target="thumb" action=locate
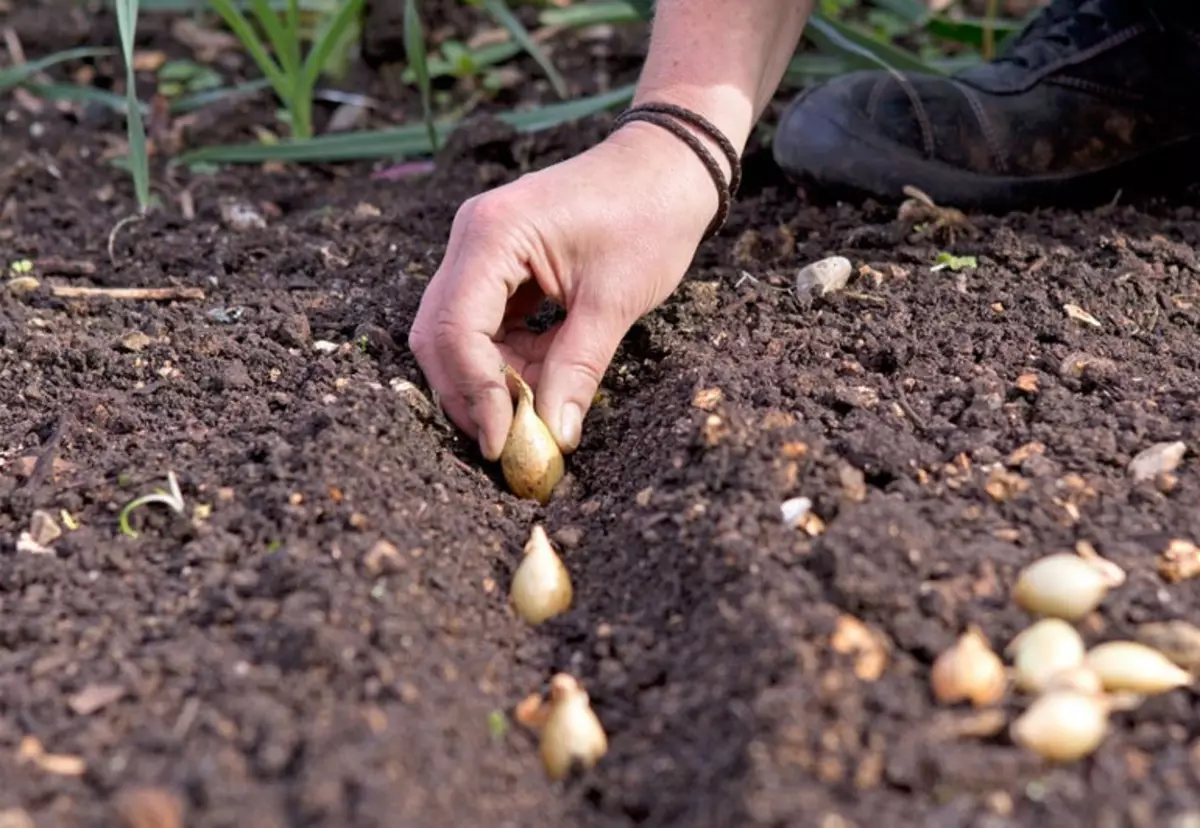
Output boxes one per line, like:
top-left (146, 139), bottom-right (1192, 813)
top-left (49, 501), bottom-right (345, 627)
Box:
top-left (535, 302), bottom-right (626, 453)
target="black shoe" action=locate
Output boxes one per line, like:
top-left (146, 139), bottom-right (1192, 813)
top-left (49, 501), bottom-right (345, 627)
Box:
top-left (772, 0), bottom-right (1200, 210)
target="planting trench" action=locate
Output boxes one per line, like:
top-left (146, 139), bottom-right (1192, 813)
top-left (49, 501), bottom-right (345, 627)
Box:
top-left (7, 12), bottom-right (1200, 828)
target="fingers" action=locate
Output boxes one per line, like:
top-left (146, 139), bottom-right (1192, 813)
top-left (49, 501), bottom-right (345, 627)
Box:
top-left (533, 299), bottom-right (626, 453)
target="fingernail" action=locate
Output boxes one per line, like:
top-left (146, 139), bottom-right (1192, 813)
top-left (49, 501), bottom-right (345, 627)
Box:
top-left (558, 402), bottom-right (582, 451)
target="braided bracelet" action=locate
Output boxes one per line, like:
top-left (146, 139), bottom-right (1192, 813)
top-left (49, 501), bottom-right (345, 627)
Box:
top-left (610, 103), bottom-right (742, 241)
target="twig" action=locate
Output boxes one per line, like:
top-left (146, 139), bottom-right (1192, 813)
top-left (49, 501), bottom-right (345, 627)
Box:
top-left (50, 285), bottom-right (205, 301)
top-left (895, 385), bottom-right (928, 435)
top-left (34, 257), bottom-right (97, 276)
top-left (20, 411), bottom-right (70, 492)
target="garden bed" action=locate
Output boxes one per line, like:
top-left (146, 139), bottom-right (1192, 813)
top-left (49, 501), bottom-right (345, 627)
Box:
top-left (5, 3), bottom-right (1200, 827)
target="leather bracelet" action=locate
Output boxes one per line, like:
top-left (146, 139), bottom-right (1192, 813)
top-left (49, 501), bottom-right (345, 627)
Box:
top-left (610, 103), bottom-right (740, 241)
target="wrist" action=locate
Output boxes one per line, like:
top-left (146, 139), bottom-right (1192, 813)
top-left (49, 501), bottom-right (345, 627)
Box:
top-left (603, 118), bottom-right (729, 241)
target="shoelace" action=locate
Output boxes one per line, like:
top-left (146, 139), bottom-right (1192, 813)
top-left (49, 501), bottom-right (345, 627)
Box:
top-left (994, 0), bottom-right (1114, 70)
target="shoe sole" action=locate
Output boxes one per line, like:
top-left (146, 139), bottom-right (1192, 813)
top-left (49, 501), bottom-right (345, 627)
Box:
top-left (771, 87), bottom-right (1200, 212)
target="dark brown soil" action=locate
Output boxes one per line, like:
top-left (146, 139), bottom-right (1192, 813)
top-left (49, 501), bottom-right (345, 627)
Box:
top-left (7, 5), bottom-right (1200, 828)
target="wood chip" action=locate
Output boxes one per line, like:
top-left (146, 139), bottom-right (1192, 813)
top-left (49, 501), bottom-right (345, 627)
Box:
top-left (17, 736), bottom-right (86, 776)
top-left (1013, 372), bottom-right (1039, 393)
top-left (68, 683), bottom-right (126, 716)
top-left (1063, 303), bottom-right (1102, 327)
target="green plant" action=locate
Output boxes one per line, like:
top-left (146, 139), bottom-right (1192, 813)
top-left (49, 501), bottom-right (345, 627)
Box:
top-left (114, 0), bottom-right (152, 210)
top-left (118, 471), bottom-right (186, 538)
top-left (206, 0), bottom-right (366, 139)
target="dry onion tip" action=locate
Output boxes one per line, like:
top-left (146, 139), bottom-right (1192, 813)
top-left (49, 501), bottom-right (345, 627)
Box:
top-left (539, 673), bottom-right (608, 781)
top-left (499, 364), bottom-right (565, 504)
top-left (1009, 689), bottom-right (1109, 763)
top-left (1008, 618), bottom-right (1086, 694)
top-left (510, 525), bottom-right (573, 625)
top-left (1084, 640), bottom-right (1194, 696)
top-left (1012, 552), bottom-right (1116, 620)
top-left (930, 625), bottom-right (1007, 707)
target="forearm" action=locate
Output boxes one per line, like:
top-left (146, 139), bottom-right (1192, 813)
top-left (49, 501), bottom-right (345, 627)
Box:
top-left (632, 0), bottom-right (813, 156)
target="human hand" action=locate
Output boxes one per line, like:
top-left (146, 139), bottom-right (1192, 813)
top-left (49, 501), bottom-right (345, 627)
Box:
top-left (408, 120), bottom-right (726, 461)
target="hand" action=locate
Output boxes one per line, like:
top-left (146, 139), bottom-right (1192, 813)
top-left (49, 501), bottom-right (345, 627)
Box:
top-left (408, 120), bottom-right (724, 461)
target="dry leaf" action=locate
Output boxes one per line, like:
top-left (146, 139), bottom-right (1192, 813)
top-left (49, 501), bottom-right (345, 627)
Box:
top-left (830, 615), bottom-right (890, 681)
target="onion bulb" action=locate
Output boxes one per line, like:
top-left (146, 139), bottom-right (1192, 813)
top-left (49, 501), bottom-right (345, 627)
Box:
top-left (1012, 552), bottom-right (1116, 620)
top-left (1009, 689), bottom-right (1109, 763)
top-left (1084, 640), bottom-right (1193, 695)
top-left (539, 673), bottom-right (608, 781)
top-left (499, 364), bottom-right (564, 504)
top-left (510, 525), bottom-right (572, 625)
top-left (930, 625), bottom-right (1007, 707)
top-left (1008, 618), bottom-right (1086, 694)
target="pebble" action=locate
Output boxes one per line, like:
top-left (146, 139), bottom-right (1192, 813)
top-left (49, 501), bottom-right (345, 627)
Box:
top-left (795, 256), bottom-right (852, 295)
top-left (218, 198), bottom-right (267, 231)
top-left (29, 509), bottom-right (61, 546)
top-left (780, 497), bottom-right (813, 528)
top-left (313, 340), bottom-right (339, 355)
top-left (1129, 441), bottom-right (1187, 482)
top-left (119, 331), bottom-right (152, 352)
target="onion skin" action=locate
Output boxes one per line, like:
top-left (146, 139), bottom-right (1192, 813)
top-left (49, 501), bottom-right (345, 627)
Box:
top-left (499, 364), bottom-right (565, 504)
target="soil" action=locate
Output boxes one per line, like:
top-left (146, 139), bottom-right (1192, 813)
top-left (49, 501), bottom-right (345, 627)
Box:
top-left (6, 4), bottom-right (1200, 828)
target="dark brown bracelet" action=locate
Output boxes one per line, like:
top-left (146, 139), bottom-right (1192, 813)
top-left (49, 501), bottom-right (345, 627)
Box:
top-left (610, 104), bottom-right (740, 241)
top-left (618, 101), bottom-right (742, 195)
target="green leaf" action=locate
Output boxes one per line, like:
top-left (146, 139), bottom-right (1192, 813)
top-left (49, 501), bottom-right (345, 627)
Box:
top-left (301, 0), bottom-right (366, 88)
top-left (114, 0), bottom-right (152, 211)
top-left (479, 0), bottom-right (569, 99)
top-left (804, 10), bottom-right (941, 75)
top-left (0, 47), bottom-right (113, 93)
top-left (208, 0), bottom-right (290, 100)
top-left (247, 0), bottom-right (302, 82)
top-left (926, 15), bottom-right (1024, 49)
top-left (403, 0), bottom-right (439, 153)
top-left (177, 83), bottom-right (636, 164)
top-left (933, 252), bottom-right (978, 271)
top-left (538, 0), bottom-right (641, 27)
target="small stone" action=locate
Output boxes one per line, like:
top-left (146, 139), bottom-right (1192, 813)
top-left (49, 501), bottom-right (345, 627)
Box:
top-left (1129, 440), bottom-right (1186, 482)
top-left (313, 340), bottom-right (339, 355)
top-left (781, 497), bottom-right (812, 528)
top-left (29, 509), bottom-right (61, 546)
top-left (795, 256), bottom-right (852, 295)
top-left (119, 331), bottom-right (152, 352)
top-left (219, 198), bottom-right (267, 231)
top-left (16, 531), bottom-right (52, 555)
top-left (1058, 351), bottom-right (1118, 380)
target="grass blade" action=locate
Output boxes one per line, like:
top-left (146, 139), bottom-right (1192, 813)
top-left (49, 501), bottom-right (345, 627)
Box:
top-left (478, 0), bottom-right (569, 99)
top-left (538, 0), bottom-right (641, 27)
top-left (403, 0), bottom-right (438, 152)
top-left (177, 83), bottom-right (636, 164)
top-left (301, 0), bottom-right (366, 88)
top-left (0, 47), bottom-right (114, 92)
top-left (208, 0), bottom-right (290, 97)
top-left (247, 0), bottom-right (302, 83)
top-left (114, 0), bottom-right (152, 210)
top-left (804, 11), bottom-right (941, 75)
top-left (927, 15), bottom-right (1023, 50)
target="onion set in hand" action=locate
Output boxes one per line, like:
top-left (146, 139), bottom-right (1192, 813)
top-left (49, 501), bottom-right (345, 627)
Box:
top-left (499, 364), bottom-right (564, 504)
